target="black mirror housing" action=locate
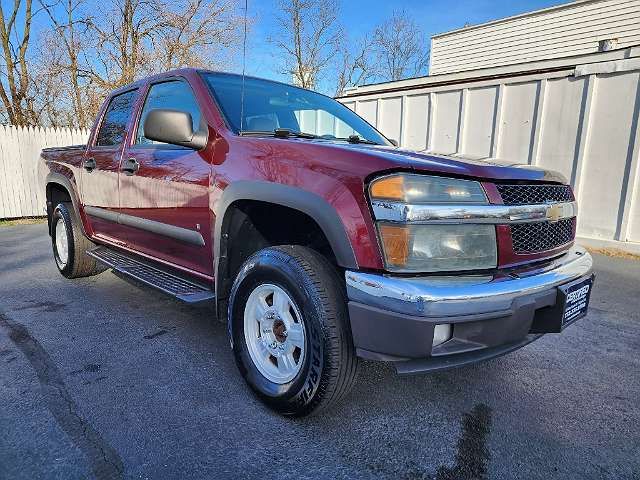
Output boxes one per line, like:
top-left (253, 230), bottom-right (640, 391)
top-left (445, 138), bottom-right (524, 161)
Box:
top-left (143, 109), bottom-right (208, 150)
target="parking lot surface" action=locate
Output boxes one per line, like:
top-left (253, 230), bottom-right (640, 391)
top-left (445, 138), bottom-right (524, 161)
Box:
top-left (1, 224), bottom-right (639, 480)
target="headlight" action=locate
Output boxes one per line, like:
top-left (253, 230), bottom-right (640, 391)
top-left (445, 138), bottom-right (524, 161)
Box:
top-left (370, 174), bottom-right (496, 273)
top-left (377, 223), bottom-right (497, 272)
top-left (370, 174), bottom-right (488, 204)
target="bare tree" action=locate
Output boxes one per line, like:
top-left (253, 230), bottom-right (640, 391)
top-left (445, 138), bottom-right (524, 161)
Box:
top-left (0, 0), bottom-right (38, 126)
top-left (335, 36), bottom-right (375, 97)
top-left (38, 0), bottom-right (93, 126)
top-left (272, 0), bottom-right (342, 90)
top-left (156, 0), bottom-right (243, 71)
top-left (88, 0), bottom-right (243, 88)
top-left (87, 0), bottom-right (163, 89)
top-left (31, 0), bottom-right (244, 127)
top-left (373, 10), bottom-right (429, 82)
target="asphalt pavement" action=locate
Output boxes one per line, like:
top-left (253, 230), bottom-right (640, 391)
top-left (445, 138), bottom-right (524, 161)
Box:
top-left (0, 224), bottom-right (638, 480)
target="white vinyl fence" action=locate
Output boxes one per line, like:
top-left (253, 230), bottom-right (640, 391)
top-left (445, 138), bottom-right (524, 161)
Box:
top-left (0, 125), bottom-right (89, 219)
top-left (339, 45), bottom-right (640, 253)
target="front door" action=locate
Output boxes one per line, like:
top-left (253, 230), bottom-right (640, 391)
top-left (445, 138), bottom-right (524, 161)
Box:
top-left (119, 79), bottom-right (213, 276)
top-left (81, 88), bottom-right (138, 244)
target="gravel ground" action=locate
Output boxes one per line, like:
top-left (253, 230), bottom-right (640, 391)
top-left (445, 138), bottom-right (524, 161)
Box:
top-left (1, 224), bottom-right (638, 480)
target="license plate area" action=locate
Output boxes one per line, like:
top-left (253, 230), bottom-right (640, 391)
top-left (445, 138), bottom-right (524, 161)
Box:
top-left (529, 274), bottom-right (594, 334)
top-left (559, 275), bottom-right (594, 328)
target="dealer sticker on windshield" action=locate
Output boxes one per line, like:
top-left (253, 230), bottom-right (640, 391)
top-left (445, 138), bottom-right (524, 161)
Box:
top-left (560, 275), bottom-right (594, 327)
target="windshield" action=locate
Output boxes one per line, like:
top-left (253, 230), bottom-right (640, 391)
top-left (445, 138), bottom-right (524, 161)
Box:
top-left (202, 73), bottom-right (388, 145)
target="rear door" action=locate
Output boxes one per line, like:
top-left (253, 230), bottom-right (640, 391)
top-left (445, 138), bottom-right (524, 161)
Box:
top-left (119, 78), bottom-right (213, 276)
top-left (81, 89), bottom-right (138, 244)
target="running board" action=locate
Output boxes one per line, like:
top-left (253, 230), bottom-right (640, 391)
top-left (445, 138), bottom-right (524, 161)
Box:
top-left (87, 246), bottom-right (215, 304)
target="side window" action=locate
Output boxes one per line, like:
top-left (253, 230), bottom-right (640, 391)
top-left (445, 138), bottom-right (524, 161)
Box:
top-left (95, 90), bottom-right (138, 147)
top-left (136, 80), bottom-right (202, 145)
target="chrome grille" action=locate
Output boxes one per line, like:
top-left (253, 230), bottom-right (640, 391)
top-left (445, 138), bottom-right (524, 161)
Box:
top-left (510, 218), bottom-right (575, 253)
top-left (496, 184), bottom-right (574, 205)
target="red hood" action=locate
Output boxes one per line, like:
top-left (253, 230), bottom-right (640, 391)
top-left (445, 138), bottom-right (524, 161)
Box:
top-left (331, 142), bottom-right (567, 183)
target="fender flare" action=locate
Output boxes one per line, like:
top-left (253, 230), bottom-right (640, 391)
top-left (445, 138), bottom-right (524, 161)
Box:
top-left (214, 180), bottom-right (358, 282)
top-left (45, 172), bottom-right (86, 236)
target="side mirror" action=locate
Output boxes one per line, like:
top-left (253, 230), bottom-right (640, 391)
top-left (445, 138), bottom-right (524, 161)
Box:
top-left (143, 109), bottom-right (208, 150)
top-left (389, 139), bottom-right (399, 147)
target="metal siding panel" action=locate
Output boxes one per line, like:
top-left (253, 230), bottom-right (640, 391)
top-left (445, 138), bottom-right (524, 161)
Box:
top-left (298, 109), bottom-right (317, 135)
top-left (628, 169), bottom-right (640, 241)
top-left (357, 100), bottom-right (378, 127)
top-left (537, 77), bottom-right (587, 181)
top-left (461, 86), bottom-right (498, 158)
top-left (498, 82), bottom-right (539, 162)
top-left (317, 110), bottom-right (335, 136)
top-left (378, 97), bottom-right (403, 144)
top-left (335, 118), bottom-right (355, 138)
top-left (432, 90), bottom-right (462, 154)
top-left (404, 95), bottom-right (430, 151)
top-left (578, 71), bottom-right (640, 239)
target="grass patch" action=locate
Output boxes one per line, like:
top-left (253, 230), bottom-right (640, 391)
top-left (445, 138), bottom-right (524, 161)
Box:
top-left (0, 217), bottom-right (47, 227)
top-left (586, 247), bottom-right (640, 261)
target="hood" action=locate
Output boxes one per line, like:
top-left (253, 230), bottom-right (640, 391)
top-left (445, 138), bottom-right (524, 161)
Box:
top-left (311, 141), bottom-right (568, 183)
top-left (234, 136), bottom-right (569, 185)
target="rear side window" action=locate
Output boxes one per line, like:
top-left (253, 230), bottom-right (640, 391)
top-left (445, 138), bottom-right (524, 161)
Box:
top-left (136, 80), bottom-right (202, 145)
top-left (95, 89), bottom-right (138, 147)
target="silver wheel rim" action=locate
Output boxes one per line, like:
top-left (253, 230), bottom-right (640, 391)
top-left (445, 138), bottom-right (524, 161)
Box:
top-left (54, 217), bottom-right (69, 267)
top-left (243, 284), bottom-right (306, 384)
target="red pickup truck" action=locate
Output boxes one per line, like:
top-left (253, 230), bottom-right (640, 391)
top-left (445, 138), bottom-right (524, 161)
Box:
top-left (40, 68), bottom-right (594, 416)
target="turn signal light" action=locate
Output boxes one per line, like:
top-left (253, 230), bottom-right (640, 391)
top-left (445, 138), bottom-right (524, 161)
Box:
top-left (378, 224), bottom-right (410, 267)
top-left (370, 175), bottom-right (405, 201)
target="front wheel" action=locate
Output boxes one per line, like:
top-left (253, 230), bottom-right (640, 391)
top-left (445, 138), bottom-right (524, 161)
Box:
top-left (228, 245), bottom-right (358, 416)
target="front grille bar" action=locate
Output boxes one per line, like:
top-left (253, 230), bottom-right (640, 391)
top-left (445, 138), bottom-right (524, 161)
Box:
top-left (370, 200), bottom-right (577, 224)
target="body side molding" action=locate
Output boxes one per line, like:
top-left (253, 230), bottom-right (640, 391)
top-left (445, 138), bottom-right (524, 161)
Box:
top-left (85, 206), bottom-right (205, 247)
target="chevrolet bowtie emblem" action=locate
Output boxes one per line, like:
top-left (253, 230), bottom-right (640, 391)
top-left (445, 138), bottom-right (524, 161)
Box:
top-left (547, 203), bottom-right (563, 222)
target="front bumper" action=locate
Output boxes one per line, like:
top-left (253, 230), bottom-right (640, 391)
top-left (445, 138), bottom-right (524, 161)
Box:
top-left (345, 246), bottom-right (593, 374)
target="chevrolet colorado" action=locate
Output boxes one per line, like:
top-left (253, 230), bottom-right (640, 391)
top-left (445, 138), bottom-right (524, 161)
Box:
top-left (40, 68), bottom-right (594, 416)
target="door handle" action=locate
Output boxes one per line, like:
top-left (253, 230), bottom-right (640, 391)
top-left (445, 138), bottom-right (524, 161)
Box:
top-left (83, 157), bottom-right (97, 172)
top-left (122, 158), bottom-right (140, 176)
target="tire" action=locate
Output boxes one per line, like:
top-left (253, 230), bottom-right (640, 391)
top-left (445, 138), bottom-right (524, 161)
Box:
top-left (228, 245), bottom-right (359, 417)
top-left (51, 202), bottom-right (106, 279)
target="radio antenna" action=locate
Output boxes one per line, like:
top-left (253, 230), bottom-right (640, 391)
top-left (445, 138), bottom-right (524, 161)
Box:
top-left (239, 0), bottom-right (248, 133)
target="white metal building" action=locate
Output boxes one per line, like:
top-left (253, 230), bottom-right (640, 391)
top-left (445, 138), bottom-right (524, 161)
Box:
top-left (337, 0), bottom-right (640, 254)
top-left (430, 0), bottom-right (640, 75)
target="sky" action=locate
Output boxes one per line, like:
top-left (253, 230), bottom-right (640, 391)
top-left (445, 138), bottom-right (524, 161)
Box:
top-left (243, 0), bottom-right (570, 85)
top-left (6, 0), bottom-right (570, 90)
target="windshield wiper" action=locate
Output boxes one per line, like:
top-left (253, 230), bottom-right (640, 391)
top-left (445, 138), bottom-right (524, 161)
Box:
top-left (239, 128), bottom-right (319, 139)
top-left (336, 134), bottom-right (380, 145)
top-left (274, 128), bottom-right (319, 139)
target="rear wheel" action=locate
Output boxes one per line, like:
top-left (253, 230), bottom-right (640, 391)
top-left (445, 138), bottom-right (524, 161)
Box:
top-left (229, 245), bottom-right (358, 417)
top-left (51, 202), bottom-right (106, 278)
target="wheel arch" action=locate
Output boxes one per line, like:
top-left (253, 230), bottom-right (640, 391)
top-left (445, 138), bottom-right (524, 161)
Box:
top-left (45, 173), bottom-right (84, 236)
top-left (214, 180), bottom-right (357, 319)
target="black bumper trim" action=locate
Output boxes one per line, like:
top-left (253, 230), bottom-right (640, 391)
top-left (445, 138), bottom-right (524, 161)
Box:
top-left (393, 334), bottom-right (543, 375)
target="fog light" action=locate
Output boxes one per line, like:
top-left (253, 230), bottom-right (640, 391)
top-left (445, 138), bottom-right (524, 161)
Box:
top-left (432, 324), bottom-right (452, 347)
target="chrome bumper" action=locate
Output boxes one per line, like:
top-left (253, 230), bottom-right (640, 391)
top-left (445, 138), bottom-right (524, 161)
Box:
top-left (346, 246), bottom-right (593, 318)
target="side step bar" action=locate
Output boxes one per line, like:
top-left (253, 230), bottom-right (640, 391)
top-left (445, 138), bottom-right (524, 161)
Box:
top-left (87, 246), bottom-right (215, 304)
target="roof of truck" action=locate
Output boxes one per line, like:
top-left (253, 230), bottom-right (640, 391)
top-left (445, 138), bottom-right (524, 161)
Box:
top-left (109, 68), bottom-right (303, 96)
